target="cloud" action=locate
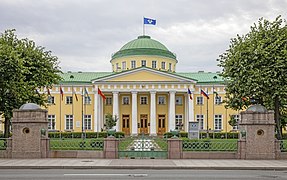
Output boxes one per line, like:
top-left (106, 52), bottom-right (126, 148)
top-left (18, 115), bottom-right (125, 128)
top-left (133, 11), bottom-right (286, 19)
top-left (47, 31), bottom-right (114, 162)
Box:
top-left (0, 0), bottom-right (286, 72)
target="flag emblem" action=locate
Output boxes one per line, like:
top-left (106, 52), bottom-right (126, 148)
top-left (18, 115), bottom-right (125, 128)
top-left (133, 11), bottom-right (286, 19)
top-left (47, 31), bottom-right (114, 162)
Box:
top-left (98, 88), bottom-right (106, 100)
top-left (144, 17), bottom-right (156, 25)
top-left (60, 86), bottom-right (64, 101)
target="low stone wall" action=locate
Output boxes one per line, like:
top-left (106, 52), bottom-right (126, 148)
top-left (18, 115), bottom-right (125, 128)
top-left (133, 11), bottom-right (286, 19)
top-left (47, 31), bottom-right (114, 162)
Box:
top-left (276, 152), bottom-right (287, 160)
top-left (183, 152), bottom-right (237, 159)
top-left (49, 150), bottom-right (104, 158)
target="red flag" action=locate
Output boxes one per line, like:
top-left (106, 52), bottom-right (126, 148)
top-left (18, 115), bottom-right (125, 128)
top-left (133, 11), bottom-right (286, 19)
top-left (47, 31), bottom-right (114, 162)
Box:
top-left (47, 88), bottom-right (51, 96)
top-left (201, 89), bottom-right (209, 99)
top-left (60, 86), bottom-right (64, 101)
top-left (98, 88), bottom-right (106, 100)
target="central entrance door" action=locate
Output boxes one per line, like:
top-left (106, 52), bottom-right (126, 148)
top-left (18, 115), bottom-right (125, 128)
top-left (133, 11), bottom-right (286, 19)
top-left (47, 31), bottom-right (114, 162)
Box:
top-left (157, 114), bottom-right (166, 135)
top-left (122, 114), bottom-right (130, 135)
top-left (139, 114), bottom-right (148, 134)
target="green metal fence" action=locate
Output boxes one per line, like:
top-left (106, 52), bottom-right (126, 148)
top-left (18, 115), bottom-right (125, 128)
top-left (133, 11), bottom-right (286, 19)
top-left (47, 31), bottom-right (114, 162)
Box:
top-left (182, 140), bottom-right (237, 152)
top-left (280, 140), bottom-right (287, 152)
top-left (118, 136), bottom-right (168, 159)
top-left (50, 138), bottom-right (104, 151)
top-left (0, 138), bottom-right (7, 150)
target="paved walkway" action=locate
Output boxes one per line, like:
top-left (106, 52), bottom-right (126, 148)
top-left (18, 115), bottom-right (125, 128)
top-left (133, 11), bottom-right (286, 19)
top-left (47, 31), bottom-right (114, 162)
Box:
top-left (0, 159), bottom-right (287, 170)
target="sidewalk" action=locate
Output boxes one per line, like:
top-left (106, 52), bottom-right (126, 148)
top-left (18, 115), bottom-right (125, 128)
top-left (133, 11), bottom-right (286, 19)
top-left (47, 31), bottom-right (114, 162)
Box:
top-left (0, 159), bottom-right (287, 170)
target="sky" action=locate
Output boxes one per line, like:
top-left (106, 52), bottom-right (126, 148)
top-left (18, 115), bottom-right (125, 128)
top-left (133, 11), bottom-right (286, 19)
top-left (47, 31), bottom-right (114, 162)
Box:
top-left (1, 0), bottom-right (286, 73)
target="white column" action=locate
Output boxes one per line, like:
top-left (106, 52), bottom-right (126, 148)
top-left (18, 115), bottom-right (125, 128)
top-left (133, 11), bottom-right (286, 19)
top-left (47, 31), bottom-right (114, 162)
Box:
top-left (99, 96), bottom-right (103, 131)
top-left (131, 91), bottom-right (138, 135)
top-left (112, 91), bottom-right (119, 131)
top-left (94, 88), bottom-right (99, 132)
top-left (150, 91), bottom-right (157, 135)
top-left (168, 90), bottom-right (176, 131)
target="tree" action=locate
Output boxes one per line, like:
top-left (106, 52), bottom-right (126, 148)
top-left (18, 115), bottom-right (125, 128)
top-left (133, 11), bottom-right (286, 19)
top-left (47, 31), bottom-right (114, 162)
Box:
top-left (0, 29), bottom-right (62, 138)
top-left (104, 113), bottom-right (118, 130)
top-left (218, 16), bottom-right (287, 139)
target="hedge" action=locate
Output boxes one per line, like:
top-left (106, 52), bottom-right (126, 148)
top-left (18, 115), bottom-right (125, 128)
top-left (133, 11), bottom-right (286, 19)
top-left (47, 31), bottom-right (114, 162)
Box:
top-left (48, 131), bottom-right (125, 139)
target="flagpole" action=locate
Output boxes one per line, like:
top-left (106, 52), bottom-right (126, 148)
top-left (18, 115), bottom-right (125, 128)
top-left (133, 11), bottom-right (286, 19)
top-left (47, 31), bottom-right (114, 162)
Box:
top-left (81, 87), bottom-right (84, 139)
top-left (143, 17), bottom-right (145, 35)
top-left (206, 89), bottom-right (209, 138)
top-left (212, 84), bottom-right (215, 139)
top-left (59, 86), bottom-right (62, 139)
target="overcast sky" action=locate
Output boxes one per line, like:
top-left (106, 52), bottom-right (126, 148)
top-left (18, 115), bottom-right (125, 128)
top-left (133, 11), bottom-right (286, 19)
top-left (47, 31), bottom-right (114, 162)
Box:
top-left (1, 0), bottom-right (286, 73)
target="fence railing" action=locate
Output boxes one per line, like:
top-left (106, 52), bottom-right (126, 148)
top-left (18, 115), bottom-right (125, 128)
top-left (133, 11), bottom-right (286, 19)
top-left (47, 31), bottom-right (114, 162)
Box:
top-left (182, 140), bottom-right (237, 152)
top-left (280, 140), bottom-right (287, 152)
top-left (0, 138), bottom-right (8, 150)
top-left (50, 138), bottom-right (104, 151)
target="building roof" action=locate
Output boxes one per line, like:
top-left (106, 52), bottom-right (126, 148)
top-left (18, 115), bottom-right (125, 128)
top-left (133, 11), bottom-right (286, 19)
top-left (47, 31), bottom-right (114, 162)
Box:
top-left (59, 70), bottom-right (224, 85)
top-left (111, 35), bottom-right (177, 60)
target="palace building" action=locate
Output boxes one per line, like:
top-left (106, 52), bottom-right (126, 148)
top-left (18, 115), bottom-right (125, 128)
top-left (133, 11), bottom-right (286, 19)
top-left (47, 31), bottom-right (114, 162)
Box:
top-left (45, 35), bottom-right (239, 135)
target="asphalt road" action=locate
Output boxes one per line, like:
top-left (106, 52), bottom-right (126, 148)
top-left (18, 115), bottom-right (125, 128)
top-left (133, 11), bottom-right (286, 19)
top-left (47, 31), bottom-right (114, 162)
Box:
top-left (0, 169), bottom-right (287, 180)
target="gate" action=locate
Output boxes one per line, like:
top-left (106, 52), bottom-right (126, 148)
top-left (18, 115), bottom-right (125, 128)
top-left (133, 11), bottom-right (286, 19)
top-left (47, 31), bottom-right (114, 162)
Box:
top-left (118, 133), bottom-right (167, 159)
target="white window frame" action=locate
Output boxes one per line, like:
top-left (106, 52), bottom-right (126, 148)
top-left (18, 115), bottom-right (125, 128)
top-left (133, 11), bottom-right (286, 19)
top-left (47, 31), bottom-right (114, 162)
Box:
top-left (152, 60), bottom-right (157, 68)
top-left (48, 96), bottom-right (55, 104)
top-left (48, 115), bottom-right (56, 130)
top-left (84, 114), bottom-right (92, 130)
top-left (175, 96), bottom-right (182, 105)
top-left (196, 96), bottom-right (203, 105)
top-left (158, 96), bottom-right (165, 105)
top-left (161, 62), bottom-right (166, 69)
top-left (215, 96), bottom-right (222, 105)
top-left (131, 60), bottom-right (136, 68)
top-left (140, 96), bottom-right (148, 105)
top-left (214, 114), bottom-right (223, 130)
top-left (141, 60), bottom-right (146, 67)
top-left (196, 114), bottom-right (204, 130)
top-left (65, 114), bottom-right (73, 130)
top-left (66, 96), bottom-right (73, 104)
top-left (231, 114), bottom-right (240, 130)
top-left (122, 96), bottom-right (130, 105)
top-left (84, 96), bottom-right (91, 104)
top-left (122, 61), bottom-right (126, 70)
top-left (169, 63), bottom-right (172, 71)
top-left (105, 97), bottom-right (112, 105)
top-left (175, 114), bottom-right (183, 131)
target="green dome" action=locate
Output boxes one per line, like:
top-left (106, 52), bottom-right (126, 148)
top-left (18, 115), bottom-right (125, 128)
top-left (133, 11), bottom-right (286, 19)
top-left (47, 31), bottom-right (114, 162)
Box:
top-left (111, 35), bottom-right (176, 60)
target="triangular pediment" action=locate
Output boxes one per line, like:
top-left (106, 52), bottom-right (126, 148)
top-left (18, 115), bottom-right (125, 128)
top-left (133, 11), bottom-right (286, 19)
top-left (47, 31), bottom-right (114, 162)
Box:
top-left (92, 67), bottom-right (197, 83)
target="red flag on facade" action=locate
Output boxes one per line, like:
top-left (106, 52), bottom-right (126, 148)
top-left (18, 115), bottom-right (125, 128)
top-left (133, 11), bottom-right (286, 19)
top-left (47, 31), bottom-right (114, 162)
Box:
top-left (72, 87), bottom-right (78, 101)
top-left (187, 88), bottom-right (192, 100)
top-left (60, 86), bottom-right (64, 101)
top-left (47, 87), bottom-right (51, 96)
top-left (201, 89), bottom-right (209, 99)
top-left (98, 88), bottom-right (106, 100)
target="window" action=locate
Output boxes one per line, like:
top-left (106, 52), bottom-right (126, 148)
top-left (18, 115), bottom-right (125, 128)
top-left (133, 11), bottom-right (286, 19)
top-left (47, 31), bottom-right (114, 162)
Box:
top-left (48, 115), bottom-right (56, 130)
top-left (65, 115), bottom-right (73, 130)
top-left (152, 61), bottom-right (157, 68)
top-left (140, 96), bottom-right (148, 105)
top-left (215, 96), bottom-right (222, 105)
top-left (175, 114), bottom-right (183, 131)
top-left (106, 97), bottom-right (112, 105)
top-left (122, 61), bottom-right (126, 70)
top-left (196, 97), bottom-right (203, 105)
top-left (141, 60), bottom-right (146, 67)
top-left (123, 96), bottom-right (130, 105)
top-left (169, 63), bottom-right (172, 71)
top-left (175, 96), bottom-right (182, 105)
top-left (131, 60), bottom-right (136, 68)
top-left (158, 96), bottom-right (165, 104)
top-left (48, 96), bottom-right (55, 104)
top-left (84, 115), bottom-right (92, 130)
top-left (214, 114), bottom-right (222, 130)
top-left (116, 63), bottom-right (119, 71)
top-left (231, 114), bottom-right (239, 130)
top-left (66, 96), bottom-right (73, 104)
top-left (161, 62), bottom-right (166, 69)
top-left (196, 114), bottom-right (204, 130)
top-left (84, 96), bottom-right (91, 104)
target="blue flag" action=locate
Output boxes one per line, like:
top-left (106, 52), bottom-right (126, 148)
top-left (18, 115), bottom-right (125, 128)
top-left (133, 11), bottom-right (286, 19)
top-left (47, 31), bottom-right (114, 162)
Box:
top-left (144, 17), bottom-right (156, 25)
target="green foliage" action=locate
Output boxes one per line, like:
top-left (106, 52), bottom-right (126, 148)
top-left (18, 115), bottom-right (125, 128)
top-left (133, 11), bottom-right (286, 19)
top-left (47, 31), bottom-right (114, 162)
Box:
top-left (218, 16), bottom-right (287, 139)
top-left (48, 131), bottom-right (125, 139)
top-left (105, 113), bottom-right (118, 130)
top-left (0, 29), bottom-right (62, 137)
top-left (163, 131), bottom-right (188, 138)
top-left (228, 115), bottom-right (237, 127)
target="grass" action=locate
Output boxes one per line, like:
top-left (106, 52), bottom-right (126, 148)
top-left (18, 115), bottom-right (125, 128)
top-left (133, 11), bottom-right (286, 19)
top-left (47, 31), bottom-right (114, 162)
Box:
top-left (118, 137), bottom-right (135, 151)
